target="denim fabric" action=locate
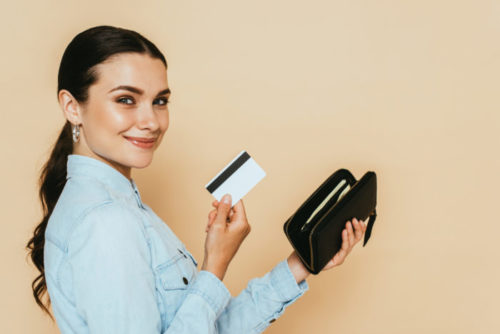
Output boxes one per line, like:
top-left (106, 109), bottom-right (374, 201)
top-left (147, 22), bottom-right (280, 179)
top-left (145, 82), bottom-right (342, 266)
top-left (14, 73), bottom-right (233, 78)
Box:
top-left (44, 154), bottom-right (309, 333)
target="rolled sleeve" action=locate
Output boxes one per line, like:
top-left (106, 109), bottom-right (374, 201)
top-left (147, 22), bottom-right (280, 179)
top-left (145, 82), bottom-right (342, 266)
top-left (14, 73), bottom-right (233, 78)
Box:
top-left (216, 258), bottom-right (309, 334)
top-left (186, 270), bottom-right (231, 318)
top-left (162, 270), bottom-right (231, 333)
top-left (270, 258), bottom-right (309, 302)
top-left (67, 202), bottom-right (161, 334)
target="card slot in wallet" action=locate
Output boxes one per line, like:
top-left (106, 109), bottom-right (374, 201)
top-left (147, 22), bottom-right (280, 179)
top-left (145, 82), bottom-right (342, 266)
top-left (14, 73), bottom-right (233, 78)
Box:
top-left (283, 168), bottom-right (377, 274)
top-left (300, 179), bottom-right (350, 232)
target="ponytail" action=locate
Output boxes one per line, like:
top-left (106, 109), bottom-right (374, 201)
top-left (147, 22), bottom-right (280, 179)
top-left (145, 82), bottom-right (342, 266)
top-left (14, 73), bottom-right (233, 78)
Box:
top-left (26, 121), bottom-right (72, 318)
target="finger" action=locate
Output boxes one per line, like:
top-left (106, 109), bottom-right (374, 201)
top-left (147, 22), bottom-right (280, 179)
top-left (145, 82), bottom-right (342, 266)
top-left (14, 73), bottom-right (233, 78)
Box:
top-left (336, 229), bottom-right (350, 264)
top-left (230, 198), bottom-right (247, 221)
top-left (332, 243), bottom-right (345, 265)
top-left (228, 199), bottom-right (251, 234)
top-left (209, 209), bottom-right (217, 220)
top-left (333, 248), bottom-right (344, 266)
top-left (330, 254), bottom-right (338, 266)
top-left (206, 210), bottom-right (217, 232)
top-left (225, 210), bottom-right (234, 223)
top-left (212, 200), bottom-right (220, 208)
top-left (343, 227), bottom-right (351, 250)
top-left (207, 210), bottom-right (217, 225)
top-left (346, 220), bottom-right (355, 248)
top-left (337, 229), bottom-right (349, 256)
top-left (213, 194), bottom-right (232, 227)
top-left (352, 218), bottom-right (363, 241)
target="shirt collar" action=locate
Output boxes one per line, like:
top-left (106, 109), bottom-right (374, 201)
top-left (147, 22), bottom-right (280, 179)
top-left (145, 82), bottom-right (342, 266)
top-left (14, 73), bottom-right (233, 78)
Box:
top-left (66, 154), bottom-right (145, 208)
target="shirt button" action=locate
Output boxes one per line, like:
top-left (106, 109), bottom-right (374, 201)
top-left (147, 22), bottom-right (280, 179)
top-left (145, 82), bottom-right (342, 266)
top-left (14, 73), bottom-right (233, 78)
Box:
top-left (178, 249), bottom-right (188, 259)
top-left (182, 277), bottom-right (188, 285)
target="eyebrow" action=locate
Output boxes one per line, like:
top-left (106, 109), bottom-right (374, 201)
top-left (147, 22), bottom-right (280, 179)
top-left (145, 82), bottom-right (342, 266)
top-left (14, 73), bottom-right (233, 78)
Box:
top-left (108, 85), bottom-right (171, 96)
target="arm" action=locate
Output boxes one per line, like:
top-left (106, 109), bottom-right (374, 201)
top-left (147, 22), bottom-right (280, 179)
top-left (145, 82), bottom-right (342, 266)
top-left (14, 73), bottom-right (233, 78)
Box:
top-left (202, 197), bottom-right (309, 333)
top-left (215, 258), bottom-right (309, 334)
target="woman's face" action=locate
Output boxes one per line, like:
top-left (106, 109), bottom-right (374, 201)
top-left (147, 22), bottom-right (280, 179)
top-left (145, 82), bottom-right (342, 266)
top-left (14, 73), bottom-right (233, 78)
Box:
top-left (61, 52), bottom-right (170, 179)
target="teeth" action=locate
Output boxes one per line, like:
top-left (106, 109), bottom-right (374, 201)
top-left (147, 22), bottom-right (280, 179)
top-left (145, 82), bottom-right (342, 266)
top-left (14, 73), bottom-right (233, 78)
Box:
top-left (130, 139), bottom-right (152, 144)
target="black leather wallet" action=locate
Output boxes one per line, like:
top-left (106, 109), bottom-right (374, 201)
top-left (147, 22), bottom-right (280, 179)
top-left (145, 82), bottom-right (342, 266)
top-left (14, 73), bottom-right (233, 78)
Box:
top-left (283, 169), bottom-right (377, 274)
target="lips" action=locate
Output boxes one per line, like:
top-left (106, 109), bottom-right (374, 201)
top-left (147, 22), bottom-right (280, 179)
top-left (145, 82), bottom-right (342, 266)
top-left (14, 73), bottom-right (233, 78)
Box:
top-left (124, 135), bottom-right (157, 149)
top-left (123, 136), bottom-right (157, 143)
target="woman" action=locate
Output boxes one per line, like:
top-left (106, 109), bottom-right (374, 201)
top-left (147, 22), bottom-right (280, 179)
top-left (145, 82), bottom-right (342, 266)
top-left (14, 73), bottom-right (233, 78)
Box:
top-left (26, 25), bottom-right (367, 333)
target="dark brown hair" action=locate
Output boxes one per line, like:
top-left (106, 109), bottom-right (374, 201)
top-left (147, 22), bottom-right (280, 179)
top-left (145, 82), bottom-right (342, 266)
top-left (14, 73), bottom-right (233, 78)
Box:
top-left (25, 25), bottom-right (167, 318)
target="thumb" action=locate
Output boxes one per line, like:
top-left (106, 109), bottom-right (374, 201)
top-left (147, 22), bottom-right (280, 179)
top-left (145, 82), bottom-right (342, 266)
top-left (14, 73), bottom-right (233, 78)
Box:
top-left (213, 194), bottom-right (232, 226)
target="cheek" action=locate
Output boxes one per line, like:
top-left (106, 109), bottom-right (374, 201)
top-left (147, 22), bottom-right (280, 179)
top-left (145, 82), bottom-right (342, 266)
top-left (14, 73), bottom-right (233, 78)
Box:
top-left (159, 111), bottom-right (169, 131)
top-left (155, 112), bottom-right (169, 145)
top-left (84, 105), bottom-right (134, 144)
top-left (98, 105), bottom-right (135, 133)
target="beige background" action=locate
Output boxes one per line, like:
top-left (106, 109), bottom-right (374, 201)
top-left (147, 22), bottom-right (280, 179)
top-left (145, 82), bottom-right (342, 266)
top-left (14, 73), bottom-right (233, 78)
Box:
top-left (1, 0), bottom-right (499, 333)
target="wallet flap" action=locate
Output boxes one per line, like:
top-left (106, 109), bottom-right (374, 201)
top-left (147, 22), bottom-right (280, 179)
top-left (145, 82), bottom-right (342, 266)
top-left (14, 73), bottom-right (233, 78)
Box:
top-left (363, 209), bottom-right (377, 246)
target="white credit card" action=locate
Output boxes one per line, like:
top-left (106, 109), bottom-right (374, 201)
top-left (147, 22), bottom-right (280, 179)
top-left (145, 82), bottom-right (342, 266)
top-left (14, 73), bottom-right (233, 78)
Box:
top-left (205, 150), bottom-right (266, 207)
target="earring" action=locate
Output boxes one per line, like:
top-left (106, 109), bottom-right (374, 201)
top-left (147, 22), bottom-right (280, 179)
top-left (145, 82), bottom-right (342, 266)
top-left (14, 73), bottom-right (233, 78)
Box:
top-left (72, 124), bottom-right (80, 143)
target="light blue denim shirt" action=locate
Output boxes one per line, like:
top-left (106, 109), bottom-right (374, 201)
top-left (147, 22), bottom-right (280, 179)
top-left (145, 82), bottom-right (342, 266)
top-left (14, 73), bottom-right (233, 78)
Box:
top-left (44, 154), bottom-right (309, 333)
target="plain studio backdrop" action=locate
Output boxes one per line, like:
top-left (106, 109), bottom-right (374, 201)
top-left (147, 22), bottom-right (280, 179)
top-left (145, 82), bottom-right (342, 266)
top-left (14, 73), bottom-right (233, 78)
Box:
top-left (1, 0), bottom-right (499, 333)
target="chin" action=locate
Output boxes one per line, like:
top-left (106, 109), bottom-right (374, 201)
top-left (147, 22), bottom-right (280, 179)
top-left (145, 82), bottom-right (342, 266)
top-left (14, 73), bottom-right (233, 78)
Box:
top-left (129, 153), bottom-right (154, 169)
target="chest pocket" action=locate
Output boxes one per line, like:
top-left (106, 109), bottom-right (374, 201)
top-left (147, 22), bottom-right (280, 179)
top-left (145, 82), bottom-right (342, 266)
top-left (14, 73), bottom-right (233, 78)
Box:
top-left (156, 248), bottom-right (198, 325)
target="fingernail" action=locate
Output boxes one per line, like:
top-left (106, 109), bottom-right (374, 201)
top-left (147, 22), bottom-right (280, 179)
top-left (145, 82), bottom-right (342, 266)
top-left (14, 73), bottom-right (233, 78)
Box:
top-left (223, 194), bottom-right (231, 204)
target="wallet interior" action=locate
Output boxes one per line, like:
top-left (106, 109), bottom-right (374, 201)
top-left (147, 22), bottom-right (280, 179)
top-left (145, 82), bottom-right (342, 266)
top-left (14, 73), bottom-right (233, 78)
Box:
top-left (301, 179), bottom-right (351, 231)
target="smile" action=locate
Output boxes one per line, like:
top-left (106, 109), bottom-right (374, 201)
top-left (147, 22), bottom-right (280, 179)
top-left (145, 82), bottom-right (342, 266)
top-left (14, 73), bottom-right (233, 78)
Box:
top-left (124, 136), bottom-right (156, 149)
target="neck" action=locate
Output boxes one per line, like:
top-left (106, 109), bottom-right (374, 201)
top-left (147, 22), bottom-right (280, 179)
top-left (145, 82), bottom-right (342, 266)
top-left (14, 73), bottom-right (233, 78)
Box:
top-left (72, 146), bottom-right (132, 182)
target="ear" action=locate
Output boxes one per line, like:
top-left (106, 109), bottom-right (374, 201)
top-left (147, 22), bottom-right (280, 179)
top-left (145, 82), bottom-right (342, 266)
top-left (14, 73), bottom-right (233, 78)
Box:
top-left (58, 89), bottom-right (83, 125)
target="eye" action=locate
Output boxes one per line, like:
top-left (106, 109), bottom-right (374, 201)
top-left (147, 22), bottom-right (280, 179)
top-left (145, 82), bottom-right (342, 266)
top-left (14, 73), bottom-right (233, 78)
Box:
top-left (154, 97), bottom-right (169, 106)
top-left (117, 96), bottom-right (135, 105)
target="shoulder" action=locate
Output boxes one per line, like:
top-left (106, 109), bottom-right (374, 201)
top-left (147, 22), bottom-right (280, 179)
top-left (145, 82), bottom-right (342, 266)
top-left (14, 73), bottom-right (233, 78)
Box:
top-left (66, 201), bottom-right (150, 256)
top-left (46, 178), bottom-right (112, 249)
top-left (60, 176), bottom-right (116, 210)
top-left (46, 178), bottom-right (147, 252)
top-left (78, 200), bottom-right (142, 228)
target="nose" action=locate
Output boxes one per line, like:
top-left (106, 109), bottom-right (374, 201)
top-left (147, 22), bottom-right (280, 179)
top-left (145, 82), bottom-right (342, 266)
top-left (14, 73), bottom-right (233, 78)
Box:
top-left (136, 104), bottom-right (160, 132)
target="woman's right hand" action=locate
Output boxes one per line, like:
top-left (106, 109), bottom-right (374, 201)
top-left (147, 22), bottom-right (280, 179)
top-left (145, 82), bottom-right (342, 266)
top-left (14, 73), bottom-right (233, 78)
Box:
top-left (201, 194), bottom-right (251, 281)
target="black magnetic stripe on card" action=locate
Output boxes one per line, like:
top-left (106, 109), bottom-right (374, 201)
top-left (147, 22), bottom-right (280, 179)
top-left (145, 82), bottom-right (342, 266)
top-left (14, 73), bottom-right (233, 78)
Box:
top-left (206, 151), bottom-right (251, 193)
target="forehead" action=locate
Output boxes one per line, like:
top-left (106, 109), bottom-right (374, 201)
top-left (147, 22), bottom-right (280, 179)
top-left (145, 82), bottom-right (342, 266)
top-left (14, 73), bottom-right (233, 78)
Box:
top-left (93, 52), bottom-right (168, 92)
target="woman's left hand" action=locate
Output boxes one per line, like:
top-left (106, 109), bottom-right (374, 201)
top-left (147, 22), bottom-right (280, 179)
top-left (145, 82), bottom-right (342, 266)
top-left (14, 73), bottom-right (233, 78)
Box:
top-left (287, 217), bottom-right (368, 283)
top-left (321, 217), bottom-right (367, 271)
